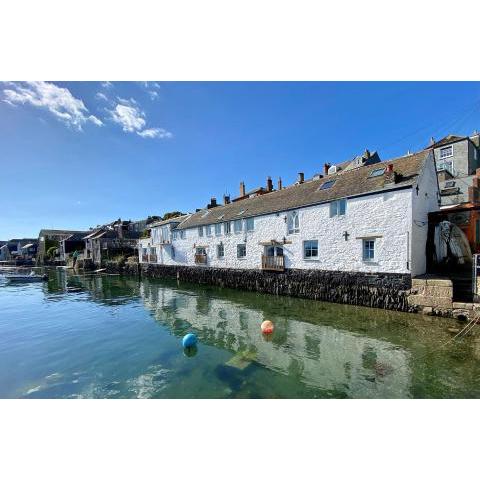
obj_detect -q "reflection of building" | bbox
[139,282,411,398]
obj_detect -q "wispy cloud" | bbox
[101,81,113,89]
[2,81,102,131]
[147,90,159,101]
[137,128,172,139]
[108,97,172,139]
[95,92,109,102]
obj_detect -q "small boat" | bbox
[6,272,48,283]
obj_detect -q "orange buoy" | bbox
[261,320,274,334]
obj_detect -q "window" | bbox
[234,219,243,233]
[215,223,222,236]
[320,180,336,190]
[196,246,206,255]
[329,198,347,217]
[303,240,318,259]
[198,226,203,237]
[476,219,480,246]
[287,211,299,234]
[237,243,246,258]
[245,217,254,232]
[363,239,375,261]
[444,181,456,188]
[172,231,178,240]
[224,221,231,234]
[369,167,386,178]
[206,225,212,237]
[440,145,453,159]
[217,243,224,258]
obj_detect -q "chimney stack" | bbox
[278,177,283,190]
[223,194,231,205]
[266,176,273,192]
[239,181,246,197]
[207,197,217,209]
[384,164,397,184]
[324,163,331,175]
[297,172,304,184]
[430,137,435,146]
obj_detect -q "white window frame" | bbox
[217,243,224,258]
[234,219,243,234]
[206,225,212,237]
[362,238,375,262]
[224,222,231,235]
[439,145,453,159]
[215,223,222,236]
[237,243,246,258]
[198,226,204,237]
[287,211,300,234]
[245,217,254,232]
[303,240,319,260]
[329,198,347,217]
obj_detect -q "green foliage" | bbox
[162,211,186,221]
[140,229,151,239]
[46,246,57,259]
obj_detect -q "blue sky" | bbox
[1,81,479,239]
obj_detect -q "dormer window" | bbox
[440,145,453,159]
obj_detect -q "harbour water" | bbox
[1,268,480,398]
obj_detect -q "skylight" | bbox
[369,167,386,178]
[320,180,336,190]
[237,210,245,215]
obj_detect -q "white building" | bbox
[139,150,439,277]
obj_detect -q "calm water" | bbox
[1,268,480,398]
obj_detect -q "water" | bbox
[1,268,479,398]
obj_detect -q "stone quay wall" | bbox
[117,262,414,312]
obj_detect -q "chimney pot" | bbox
[239,181,246,197]
[297,172,304,184]
[430,137,435,146]
[223,194,230,205]
[266,176,273,192]
[278,177,283,190]
[386,164,394,173]
[324,163,331,175]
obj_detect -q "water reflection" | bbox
[2,268,479,398]
[139,281,412,398]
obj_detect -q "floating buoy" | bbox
[182,333,198,348]
[261,320,274,334]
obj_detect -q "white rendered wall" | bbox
[143,187,417,274]
[410,151,440,276]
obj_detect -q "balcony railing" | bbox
[261,255,285,272]
[195,254,207,265]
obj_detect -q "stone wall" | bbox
[118,262,413,312]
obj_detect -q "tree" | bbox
[162,211,186,221]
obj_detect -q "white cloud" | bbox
[137,128,173,139]
[95,92,109,102]
[101,81,113,89]
[2,81,102,130]
[109,103,146,132]
[148,90,159,100]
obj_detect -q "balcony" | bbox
[195,253,207,265]
[261,254,285,272]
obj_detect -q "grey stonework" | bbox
[116,263,414,312]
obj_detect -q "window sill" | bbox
[303,258,320,261]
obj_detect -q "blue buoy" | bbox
[182,333,197,348]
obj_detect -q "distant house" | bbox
[58,232,89,262]
[84,219,141,267]
[428,132,480,206]
[0,244,12,261]
[37,229,87,264]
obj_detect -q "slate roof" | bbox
[427,135,467,149]
[149,214,191,228]
[38,229,87,238]
[177,151,430,230]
